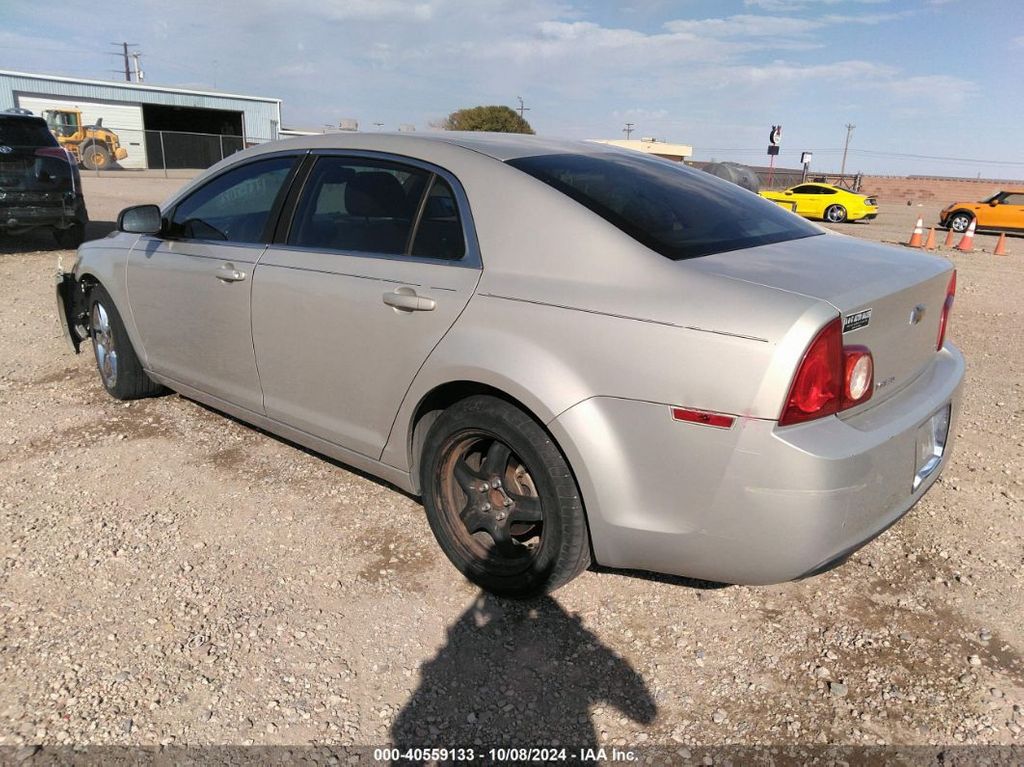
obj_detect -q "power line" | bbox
[516,96,530,119]
[623,122,634,139]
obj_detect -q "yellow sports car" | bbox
[760,183,878,223]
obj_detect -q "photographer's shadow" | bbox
[391,588,656,759]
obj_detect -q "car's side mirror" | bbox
[989,200,999,207]
[118,204,163,235]
[785,191,793,195]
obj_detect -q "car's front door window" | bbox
[169,156,295,243]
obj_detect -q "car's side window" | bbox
[169,156,295,243]
[792,185,819,194]
[1001,193,1024,206]
[288,157,433,256]
[410,177,466,259]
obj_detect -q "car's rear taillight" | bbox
[842,346,873,409]
[780,317,875,426]
[936,270,956,351]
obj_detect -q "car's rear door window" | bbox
[169,156,295,243]
[508,151,821,260]
[288,157,434,255]
[410,177,466,259]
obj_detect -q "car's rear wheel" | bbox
[948,212,973,233]
[824,204,847,223]
[420,395,591,597]
[88,284,165,400]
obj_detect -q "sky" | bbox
[1,0,1022,178]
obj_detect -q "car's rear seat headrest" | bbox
[346,172,408,218]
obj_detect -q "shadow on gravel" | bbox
[391,591,656,763]
[0,220,116,254]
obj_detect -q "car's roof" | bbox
[0,112,46,124]
[269,131,618,161]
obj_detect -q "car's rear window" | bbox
[507,151,822,260]
[0,118,58,148]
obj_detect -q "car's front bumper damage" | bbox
[56,272,89,353]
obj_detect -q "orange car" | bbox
[939,189,1024,234]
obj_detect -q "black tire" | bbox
[948,211,973,233]
[824,204,847,223]
[53,222,85,249]
[420,395,591,597]
[81,144,111,171]
[88,284,165,400]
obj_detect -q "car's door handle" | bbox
[215,263,246,282]
[382,287,436,312]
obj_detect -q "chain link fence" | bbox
[62,126,275,178]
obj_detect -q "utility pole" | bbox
[130,51,144,82]
[516,96,530,120]
[840,123,855,176]
[374,122,384,131]
[109,42,139,81]
[623,122,635,140]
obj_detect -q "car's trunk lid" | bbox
[684,231,954,407]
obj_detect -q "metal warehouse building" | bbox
[0,69,281,170]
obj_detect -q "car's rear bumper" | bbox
[0,193,86,229]
[549,344,964,585]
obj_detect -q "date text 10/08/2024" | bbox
[372,747,639,762]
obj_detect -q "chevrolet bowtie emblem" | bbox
[909,304,926,325]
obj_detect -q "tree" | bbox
[442,105,534,134]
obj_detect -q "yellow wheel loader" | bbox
[42,108,128,170]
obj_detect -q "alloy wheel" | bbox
[91,302,118,389]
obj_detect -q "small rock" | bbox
[829,682,849,698]
[979,629,993,642]
[712,709,727,724]
[969,655,982,667]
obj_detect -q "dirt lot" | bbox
[1,176,1022,753]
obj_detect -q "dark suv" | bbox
[0,109,88,248]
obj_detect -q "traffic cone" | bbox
[955,218,976,253]
[924,227,936,250]
[943,228,955,248]
[994,232,1008,256]
[907,217,924,247]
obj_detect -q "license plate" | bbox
[913,404,950,490]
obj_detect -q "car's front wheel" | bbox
[88,284,165,400]
[824,204,848,223]
[948,212,973,233]
[420,395,591,597]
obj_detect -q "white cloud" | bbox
[664,14,823,37]
[744,0,887,10]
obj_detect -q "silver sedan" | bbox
[56,133,964,596]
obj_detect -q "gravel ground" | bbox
[0,177,1022,751]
